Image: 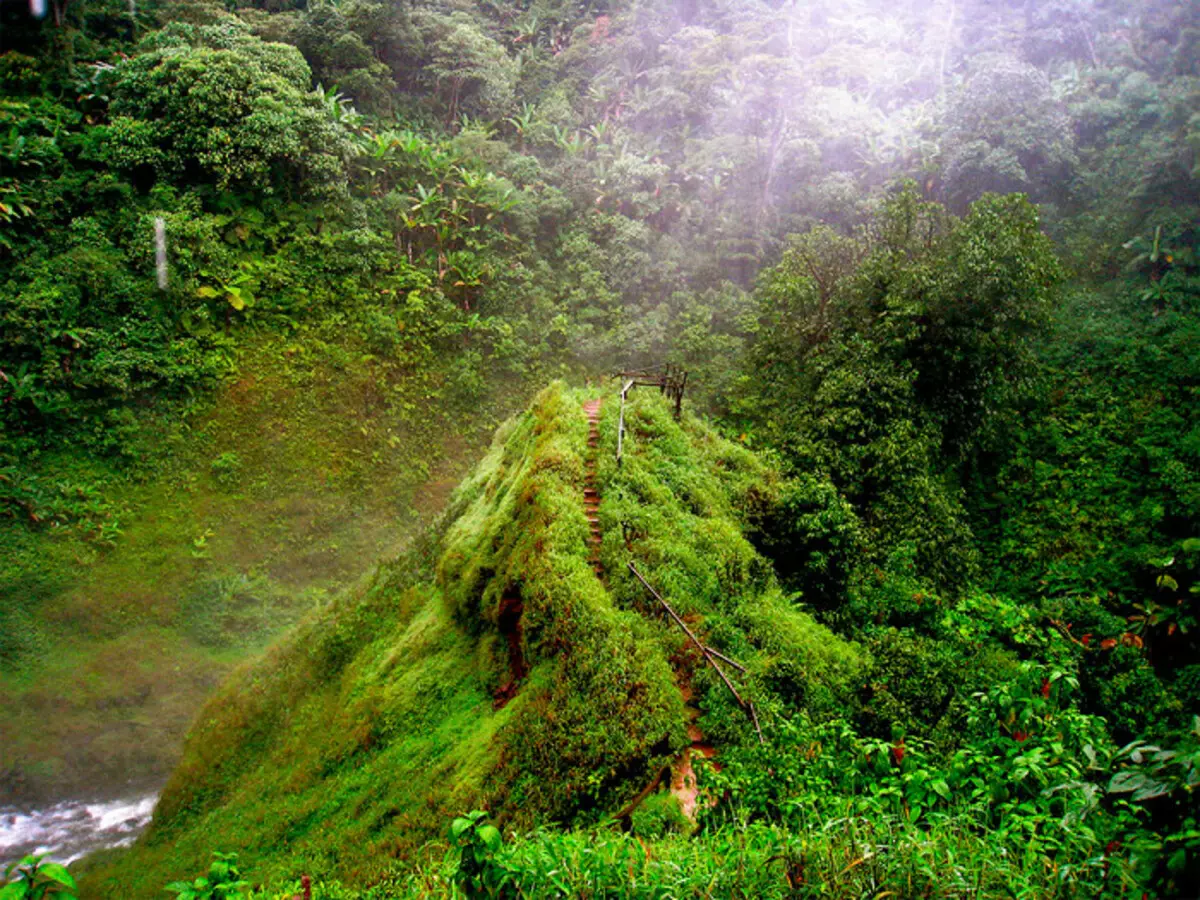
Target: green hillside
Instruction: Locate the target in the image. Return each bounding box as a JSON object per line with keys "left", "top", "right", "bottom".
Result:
{"left": 82, "top": 383, "right": 861, "bottom": 896}
{"left": 3, "top": 0, "right": 1197, "bottom": 897}
{"left": 0, "top": 328, "right": 528, "bottom": 806}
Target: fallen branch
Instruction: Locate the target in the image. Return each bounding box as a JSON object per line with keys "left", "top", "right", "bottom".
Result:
{"left": 612, "top": 763, "right": 669, "bottom": 822}
{"left": 628, "top": 562, "right": 763, "bottom": 743}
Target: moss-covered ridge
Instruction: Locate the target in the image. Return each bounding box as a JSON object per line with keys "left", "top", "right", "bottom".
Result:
{"left": 85, "top": 382, "right": 864, "bottom": 897}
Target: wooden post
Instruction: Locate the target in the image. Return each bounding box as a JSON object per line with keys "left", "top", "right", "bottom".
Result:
{"left": 616, "top": 378, "right": 633, "bottom": 467}
{"left": 674, "top": 371, "right": 688, "bottom": 420}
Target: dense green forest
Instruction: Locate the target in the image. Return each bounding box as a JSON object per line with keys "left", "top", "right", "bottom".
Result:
{"left": 1, "top": 0, "right": 1197, "bottom": 897}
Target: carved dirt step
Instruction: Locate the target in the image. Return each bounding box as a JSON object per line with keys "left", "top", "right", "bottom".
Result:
{"left": 583, "top": 397, "right": 604, "bottom": 576}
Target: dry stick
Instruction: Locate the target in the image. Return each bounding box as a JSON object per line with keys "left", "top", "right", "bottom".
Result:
{"left": 628, "top": 562, "right": 764, "bottom": 744}
{"left": 702, "top": 645, "right": 746, "bottom": 673}
{"left": 612, "top": 764, "right": 669, "bottom": 821}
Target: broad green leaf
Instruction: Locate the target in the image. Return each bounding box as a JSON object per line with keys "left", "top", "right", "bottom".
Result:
{"left": 1168, "top": 848, "right": 1188, "bottom": 874}
{"left": 1157, "top": 574, "right": 1179, "bottom": 591}
{"left": 1108, "top": 771, "right": 1143, "bottom": 793}
{"left": 477, "top": 824, "right": 502, "bottom": 853}
{"left": 1132, "top": 779, "right": 1170, "bottom": 801}
{"left": 36, "top": 864, "right": 75, "bottom": 891}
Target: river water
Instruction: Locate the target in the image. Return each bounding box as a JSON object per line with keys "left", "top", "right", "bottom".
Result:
{"left": 0, "top": 793, "right": 158, "bottom": 866}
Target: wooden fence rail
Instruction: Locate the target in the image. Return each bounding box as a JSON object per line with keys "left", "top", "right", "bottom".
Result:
{"left": 616, "top": 378, "right": 634, "bottom": 466}
{"left": 614, "top": 364, "right": 689, "bottom": 467}
{"left": 627, "top": 562, "right": 764, "bottom": 744}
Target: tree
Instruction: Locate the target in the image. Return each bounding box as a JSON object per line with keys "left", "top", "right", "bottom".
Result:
{"left": 941, "top": 54, "right": 1077, "bottom": 210}
{"left": 103, "top": 17, "right": 354, "bottom": 196}
{"left": 415, "top": 12, "right": 517, "bottom": 125}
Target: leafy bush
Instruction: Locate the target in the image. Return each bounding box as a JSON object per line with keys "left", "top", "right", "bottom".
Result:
{"left": 630, "top": 792, "right": 689, "bottom": 839}
{"left": 1, "top": 855, "right": 77, "bottom": 900}
{"left": 165, "top": 852, "right": 249, "bottom": 900}
{"left": 448, "top": 810, "right": 508, "bottom": 897}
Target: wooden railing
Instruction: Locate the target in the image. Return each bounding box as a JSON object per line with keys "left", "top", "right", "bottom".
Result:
{"left": 628, "top": 562, "right": 764, "bottom": 744}
{"left": 614, "top": 363, "right": 689, "bottom": 467}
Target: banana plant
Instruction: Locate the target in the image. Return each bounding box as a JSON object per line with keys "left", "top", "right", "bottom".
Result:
{"left": 511, "top": 14, "right": 541, "bottom": 46}
{"left": 551, "top": 125, "right": 589, "bottom": 157}
{"left": 505, "top": 102, "right": 537, "bottom": 149}
{"left": 586, "top": 121, "right": 610, "bottom": 145}
{"left": 313, "top": 83, "right": 361, "bottom": 130}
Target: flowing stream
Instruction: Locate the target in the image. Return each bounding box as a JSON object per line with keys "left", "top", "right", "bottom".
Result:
{"left": 0, "top": 793, "right": 158, "bottom": 866}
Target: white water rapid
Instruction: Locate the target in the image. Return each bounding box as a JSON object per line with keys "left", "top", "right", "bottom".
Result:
{"left": 0, "top": 793, "right": 157, "bottom": 866}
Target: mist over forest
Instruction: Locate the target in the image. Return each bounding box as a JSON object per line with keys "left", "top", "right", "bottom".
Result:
{"left": 1, "top": 0, "right": 1197, "bottom": 897}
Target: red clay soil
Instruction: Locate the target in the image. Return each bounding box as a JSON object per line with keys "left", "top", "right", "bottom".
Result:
{"left": 670, "top": 681, "right": 719, "bottom": 820}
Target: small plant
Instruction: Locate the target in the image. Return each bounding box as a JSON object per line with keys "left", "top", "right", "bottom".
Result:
{"left": 631, "top": 791, "right": 690, "bottom": 839}
{"left": 210, "top": 452, "right": 243, "bottom": 490}
{"left": 164, "top": 851, "right": 249, "bottom": 900}
{"left": 196, "top": 262, "right": 261, "bottom": 332}
{"left": 1, "top": 855, "right": 77, "bottom": 900}
{"left": 191, "top": 528, "right": 215, "bottom": 559}
{"left": 448, "top": 810, "right": 510, "bottom": 897}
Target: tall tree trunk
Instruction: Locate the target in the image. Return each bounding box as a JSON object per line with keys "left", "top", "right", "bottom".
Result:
{"left": 757, "top": 109, "right": 787, "bottom": 232}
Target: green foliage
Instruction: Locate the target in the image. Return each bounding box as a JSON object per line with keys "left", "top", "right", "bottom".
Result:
{"left": 4, "top": 2, "right": 1200, "bottom": 899}
{"left": 747, "top": 187, "right": 1061, "bottom": 612}
{"left": 1107, "top": 717, "right": 1200, "bottom": 893}
{"left": 942, "top": 55, "right": 1077, "bottom": 210}
{"left": 1, "top": 855, "right": 78, "bottom": 900}
{"left": 165, "top": 852, "right": 250, "bottom": 900}
{"left": 414, "top": 12, "right": 518, "bottom": 124}
{"left": 629, "top": 792, "right": 689, "bottom": 840}
{"left": 83, "top": 386, "right": 861, "bottom": 896}
{"left": 107, "top": 19, "right": 353, "bottom": 195}
{"left": 448, "top": 811, "right": 508, "bottom": 897}
{"left": 208, "top": 451, "right": 242, "bottom": 489}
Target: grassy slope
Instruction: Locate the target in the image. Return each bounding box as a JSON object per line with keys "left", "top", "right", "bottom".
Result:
{"left": 80, "top": 384, "right": 864, "bottom": 898}
{"left": 0, "top": 327, "right": 528, "bottom": 804}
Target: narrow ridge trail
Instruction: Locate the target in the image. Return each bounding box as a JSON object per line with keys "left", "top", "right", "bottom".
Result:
{"left": 585, "top": 392, "right": 715, "bottom": 823}
{"left": 582, "top": 398, "right": 603, "bottom": 575}
{"left": 670, "top": 680, "right": 718, "bottom": 821}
